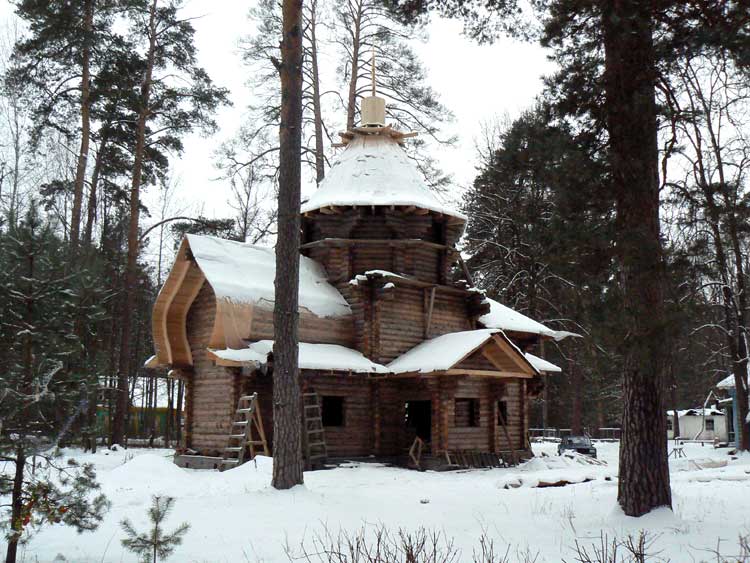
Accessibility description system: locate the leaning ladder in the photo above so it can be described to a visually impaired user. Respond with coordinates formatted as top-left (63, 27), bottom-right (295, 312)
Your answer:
top-left (220, 393), bottom-right (269, 471)
top-left (303, 392), bottom-right (328, 469)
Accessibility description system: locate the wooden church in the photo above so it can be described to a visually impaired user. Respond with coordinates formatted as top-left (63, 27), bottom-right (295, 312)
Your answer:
top-left (149, 86), bottom-right (571, 470)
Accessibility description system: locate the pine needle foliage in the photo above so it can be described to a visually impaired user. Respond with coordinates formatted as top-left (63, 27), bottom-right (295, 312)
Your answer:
top-left (120, 495), bottom-right (190, 563)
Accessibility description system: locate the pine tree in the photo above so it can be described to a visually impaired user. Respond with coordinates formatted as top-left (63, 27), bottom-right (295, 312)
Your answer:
top-left (9, 0), bottom-right (131, 248)
top-left (272, 0), bottom-right (305, 491)
top-left (380, 0), bottom-right (749, 517)
top-left (0, 203), bottom-right (109, 563)
top-left (120, 495), bottom-right (190, 563)
top-left (111, 0), bottom-right (230, 447)
top-left (464, 104), bottom-right (615, 434)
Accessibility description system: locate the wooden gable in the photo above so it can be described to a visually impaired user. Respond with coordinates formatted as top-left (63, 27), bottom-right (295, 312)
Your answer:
top-left (449, 334), bottom-right (538, 379)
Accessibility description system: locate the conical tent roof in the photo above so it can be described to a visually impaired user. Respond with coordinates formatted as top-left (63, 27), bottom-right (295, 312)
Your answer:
top-left (300, 133), bottom-right (467, 223)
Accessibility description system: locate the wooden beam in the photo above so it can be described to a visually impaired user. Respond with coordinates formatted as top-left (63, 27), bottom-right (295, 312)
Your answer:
top-left (458, 254), bottom-right (475, 287)
top-left (445, 369), bottom-right (533, 379)
top-left (424, 286), bottom-right (436, 339)
top-left (300, 238), bottom-right (458, 252)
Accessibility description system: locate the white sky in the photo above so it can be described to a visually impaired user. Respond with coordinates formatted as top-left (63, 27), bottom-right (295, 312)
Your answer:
top-left (1, 0), bottom-right (555, 225)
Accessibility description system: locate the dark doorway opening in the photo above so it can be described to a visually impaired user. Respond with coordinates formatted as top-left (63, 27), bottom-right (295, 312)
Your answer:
top-left (405, 400), bottom-right (432, 443)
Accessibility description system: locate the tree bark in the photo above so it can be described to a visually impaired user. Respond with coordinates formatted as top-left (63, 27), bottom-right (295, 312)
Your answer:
top-left (602, 0), bottom-right (672, 516)
top-left (5, 450), bottom-right (26, 563)
top-left (70, 0), bottom-right (94, 249)
top-left (272, 0), bottom-right (305, 490)
top-left (309, 0), bottom-right (325, 184)
top-left (112, 0), bottom-right (158, 447)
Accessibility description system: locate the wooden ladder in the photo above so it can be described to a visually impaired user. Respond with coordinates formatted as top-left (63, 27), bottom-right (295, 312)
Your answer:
top-left (220, 393), bottom-right (269, 471)
top-left (303, 392), bottom-right (328, 469)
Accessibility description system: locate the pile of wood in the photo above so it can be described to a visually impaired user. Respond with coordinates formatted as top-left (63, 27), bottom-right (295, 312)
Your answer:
top-left (444, 450), bottom-right (513, 469)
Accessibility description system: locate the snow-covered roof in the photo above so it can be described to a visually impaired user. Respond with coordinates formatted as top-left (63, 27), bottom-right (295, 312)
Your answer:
top-left (386, 328), bottom-right (538, 375)
top-left (717, 375), bottom-right (734, 389)
top-left (187, 234), bottom-right (351, 318)
top-left (300, 134), bottom-right (466, 222)
top-left (666, 408), bottom-right (725, 417)
top-left (524, 353), bottom-right (562, 373)
top-left (478, 297), bottom-right (577, 341)
top-left (716, 373), bottom-right (748, 390)
top-left (209, 341), bottom-right (389, 374)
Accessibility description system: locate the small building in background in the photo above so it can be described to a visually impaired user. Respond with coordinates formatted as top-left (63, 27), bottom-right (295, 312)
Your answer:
top-left (716, 374), bottom-right (746, 448)
top-left (666, 408), bottom-right (728, 443)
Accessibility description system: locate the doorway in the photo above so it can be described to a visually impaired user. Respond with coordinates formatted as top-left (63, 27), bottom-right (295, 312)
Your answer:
top-left (405, 400), bottom-right (432, 443)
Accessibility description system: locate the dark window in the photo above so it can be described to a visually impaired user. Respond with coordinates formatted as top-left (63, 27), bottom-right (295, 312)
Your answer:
top-left (705, 419), bottom-right (715, 431)
top-left (455, 398), bottom-right (480, 427)
top-left (666, 418), bottom-right (673, 431)
top-left (497, 401), bottom-right (508, 426)
top-left (321, 396), bottom-right (345, 427)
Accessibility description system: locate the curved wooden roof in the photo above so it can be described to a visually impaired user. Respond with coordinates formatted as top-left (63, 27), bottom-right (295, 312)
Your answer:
top-left (152, 240), bottom-right (205, 367)
top-left (151, 235), bottom-right (354, 368)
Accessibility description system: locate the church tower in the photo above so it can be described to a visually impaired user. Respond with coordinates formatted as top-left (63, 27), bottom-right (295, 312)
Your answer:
top-left (300, 77), bottom-right (487, 363)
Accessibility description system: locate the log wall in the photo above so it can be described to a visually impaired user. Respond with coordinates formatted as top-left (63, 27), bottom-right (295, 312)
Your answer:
top-left (305, 374), bottom-right (373, 457)
top-left (377, 286), bottom-right (472, 363)
top-left (185, 282), bottom-right (239, 456)
top-left (248, 307), bottom-right (354, 347)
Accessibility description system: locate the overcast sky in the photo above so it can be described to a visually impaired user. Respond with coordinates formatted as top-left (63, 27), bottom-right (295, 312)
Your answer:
top-left (1, 0), bottom-right (555, 227)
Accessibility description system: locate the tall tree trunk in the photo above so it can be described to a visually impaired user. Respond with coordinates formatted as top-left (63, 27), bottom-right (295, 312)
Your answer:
top-left (5, 450), bottom-right (26, 563)
top-left (570, 357), bottom-right (583, 435)
top-left (726, 213), bottom-right (750, 451)
top-left (602, 0), bottom-right (672, 516)
top-left (112, 0), bottom-right (158, 447)
top-left (272, 0), bottom-right (304, 490)
top-left (8, 92), bottom-right (22, 228)
top-left (345, 0), bottom-right (363, 130)
top-left (165, 377), bottom-right (173, 447)
top-left (83, 132), bottom-right (109, 248)
top-left (70, 0), bottom-right (94, 249)
top-left (309, 0), bottom-right (325, 184)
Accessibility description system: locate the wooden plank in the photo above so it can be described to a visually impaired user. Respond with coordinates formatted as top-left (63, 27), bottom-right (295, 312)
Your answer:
top-left (154, 259), bottom-right (190, 365)
top-left (424, 286), bottom-right (436, 339)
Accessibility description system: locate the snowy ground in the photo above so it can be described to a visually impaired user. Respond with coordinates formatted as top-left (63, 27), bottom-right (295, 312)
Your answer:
top-left (5, 441), bottom-right (750, 562)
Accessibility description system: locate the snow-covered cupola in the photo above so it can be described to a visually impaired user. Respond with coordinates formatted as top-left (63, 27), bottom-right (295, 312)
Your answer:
top-left (301, 63), bottom-right (466, 286)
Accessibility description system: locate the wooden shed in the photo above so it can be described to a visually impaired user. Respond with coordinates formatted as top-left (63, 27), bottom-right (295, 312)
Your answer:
top-left (150, 89), bottom-right (570, 470)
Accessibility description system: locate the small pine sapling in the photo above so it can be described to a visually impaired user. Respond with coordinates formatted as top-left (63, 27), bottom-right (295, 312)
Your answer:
top-left (120, 495), bottom-right (190, 563)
